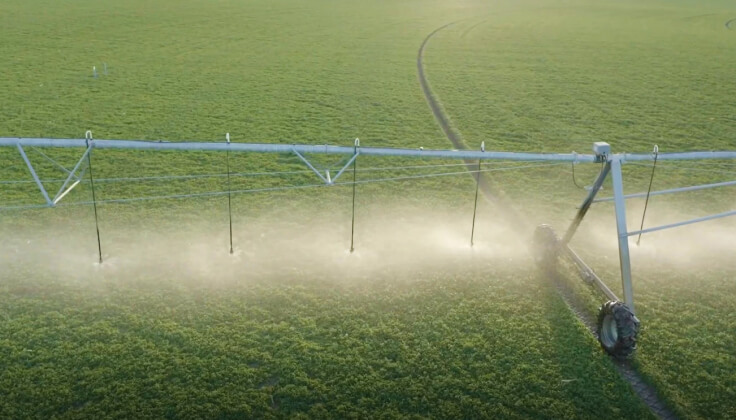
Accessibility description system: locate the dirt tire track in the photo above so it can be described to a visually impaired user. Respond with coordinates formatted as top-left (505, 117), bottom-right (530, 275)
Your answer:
top-left (417, 22), bottom-right (527, 231)
top-left (682, 13), bottom-right (717, 20)
top-left (549, 270), bottom-right (679, 420)
top-left (417, 22), bottom-right (678, 420)
top-left (417, 21), bottom-right (465, 150)
top-left (461, 19), bottom-right (488, 39)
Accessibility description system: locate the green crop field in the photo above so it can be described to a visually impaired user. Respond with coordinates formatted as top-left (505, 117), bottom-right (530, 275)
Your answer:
top-left (1, 0), bottom-right (735, 418)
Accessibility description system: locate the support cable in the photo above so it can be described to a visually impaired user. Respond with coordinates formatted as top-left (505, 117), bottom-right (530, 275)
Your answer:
top-left (0, 162), bottom-right (569, 211)
top-left (30, 147), bottom-right (73, 176)
top-left (627, 162), bottom-right (736, 176)
top-left (85, 132), bottom-right (103, 264)
top-left (636, 145), bottom-right (658, 246)
top-left (0, 164), bottom-right (19, 176)
top-left (0, 159), bottom-right (561, 185)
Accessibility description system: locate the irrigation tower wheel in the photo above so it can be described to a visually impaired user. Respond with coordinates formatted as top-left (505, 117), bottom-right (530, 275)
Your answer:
top-left (532, 224), bottom-right (559, 270)
top-left (597, 301), bottom-right (640, 359)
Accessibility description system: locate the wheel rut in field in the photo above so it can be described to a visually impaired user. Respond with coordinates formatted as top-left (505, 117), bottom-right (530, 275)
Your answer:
top-left (682, 13), bottom-right (717, 20)
top-left (417, 21), bottom-right (464, 151)
top-left (461, 19), bottom-right (488, 39)
top-left (416, 21), bottom-right (527, 231)
top-left (550, 271), bottom-right (678, 420)
top-left (417, 22), bottom-right (678, 420)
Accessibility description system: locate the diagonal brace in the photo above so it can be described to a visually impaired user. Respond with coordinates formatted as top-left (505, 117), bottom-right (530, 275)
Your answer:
top-left (330, 152), bottom-right (359, 184)
top-left (627, 209), bottom-right (736, 237)
top-left (31, 147), bottom-right (77, 178)
top-left (17, 144), bottom-right (52, 206)
top-left (52, 146), bottom-right (92, 204)
top-left (561, 161), bottom-right (611, 245)
top-left (293, 149), bottom-right (329, 184)
top-left (594, 179), bottom-right (736, 203)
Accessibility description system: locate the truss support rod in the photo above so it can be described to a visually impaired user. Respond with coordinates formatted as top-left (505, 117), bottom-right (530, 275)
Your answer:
top-left (76, 165), bottom-right (89, 184)
top-left (53, 181), bottom-right (81, 204)
top-left (16, 144), bottom-right (52, 206)
top-left (626, 209), bottom-right (736, 237)
top-left (611, 157), bottom-right (635, 314)
top-left (594, 179), bottom-right (736, 203)
top-left (561, 162), bottom-right (611, 245)
top-left (52, 146), bottom-right (92, 204)
top-left (562, 244), bottom-right (619, 302)
top-left (293, 149), bottom-right (328, 183)
top-left (622, 151), bottom-right (736, 162)
top-left (331, 152), bottom-right (359, 184)
top-left (31, 147), bottom-right (74, 177)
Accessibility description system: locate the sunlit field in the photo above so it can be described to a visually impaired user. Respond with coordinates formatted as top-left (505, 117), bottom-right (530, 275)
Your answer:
top-left (1, 0), bottom-right (735, 418)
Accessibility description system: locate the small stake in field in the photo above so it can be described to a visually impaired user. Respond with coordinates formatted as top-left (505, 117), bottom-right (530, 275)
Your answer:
top-left (92, 66), bottom-right (98, 78)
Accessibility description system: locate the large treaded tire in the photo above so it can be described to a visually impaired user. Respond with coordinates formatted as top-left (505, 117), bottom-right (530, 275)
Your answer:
top-left (532, 224), bottom-right (559, 271)
top-left (597, 301), bottom-right (640, 359)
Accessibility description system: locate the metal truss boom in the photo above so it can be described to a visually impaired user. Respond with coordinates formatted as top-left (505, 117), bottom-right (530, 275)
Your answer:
top-left (2, 136), bottom-right (736, 316)
top-left (0, 137), bottom-right (599, 162)
top-left (3, 137), bottom-right (736, 162)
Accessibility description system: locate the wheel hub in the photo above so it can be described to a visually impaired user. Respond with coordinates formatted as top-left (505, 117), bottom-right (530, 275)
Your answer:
top-left (600, 314), bottom-right (618, 347)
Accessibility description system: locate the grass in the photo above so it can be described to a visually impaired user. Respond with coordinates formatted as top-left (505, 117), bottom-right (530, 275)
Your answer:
top-left (0, 263), bottom-right (654, 419)
top-left (1, 0), bottom-right (735, 418)
top-left (423, 1), bottom-right (736, 418)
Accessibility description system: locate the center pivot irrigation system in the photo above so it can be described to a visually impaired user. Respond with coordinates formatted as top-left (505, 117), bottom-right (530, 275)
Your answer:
top-left (2, 133), bottom-right (736, 358)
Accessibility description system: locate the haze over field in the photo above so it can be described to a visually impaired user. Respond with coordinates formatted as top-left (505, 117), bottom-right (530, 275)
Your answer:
top-left (1, 0), bottom-right (735, 418)
top-left (1, 205), bottom-right (528, 283)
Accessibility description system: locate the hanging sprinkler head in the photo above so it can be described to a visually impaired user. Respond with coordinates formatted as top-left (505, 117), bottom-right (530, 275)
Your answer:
top-left (470, 141), bottom-right (484, 247)
top-left (636, 144), bottom-right (659, 246)
top-left (350, 138), bottom-right (360, 253)
top-left (84, 130), bottom-right (103, 264)
top-left (225, 132), bottom-right (234, 255)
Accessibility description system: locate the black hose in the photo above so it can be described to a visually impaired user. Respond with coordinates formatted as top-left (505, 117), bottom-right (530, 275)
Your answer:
top-left (226, 146), bottom-right (234, 254)
top-left (637, 146), bottom-right (659, 246)
top-left (470, 159), bottom-right (481, 246)
top-left (86, 142), bottom-right (103, 264)
top-left (350, 145), bottom-right (358, 253)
